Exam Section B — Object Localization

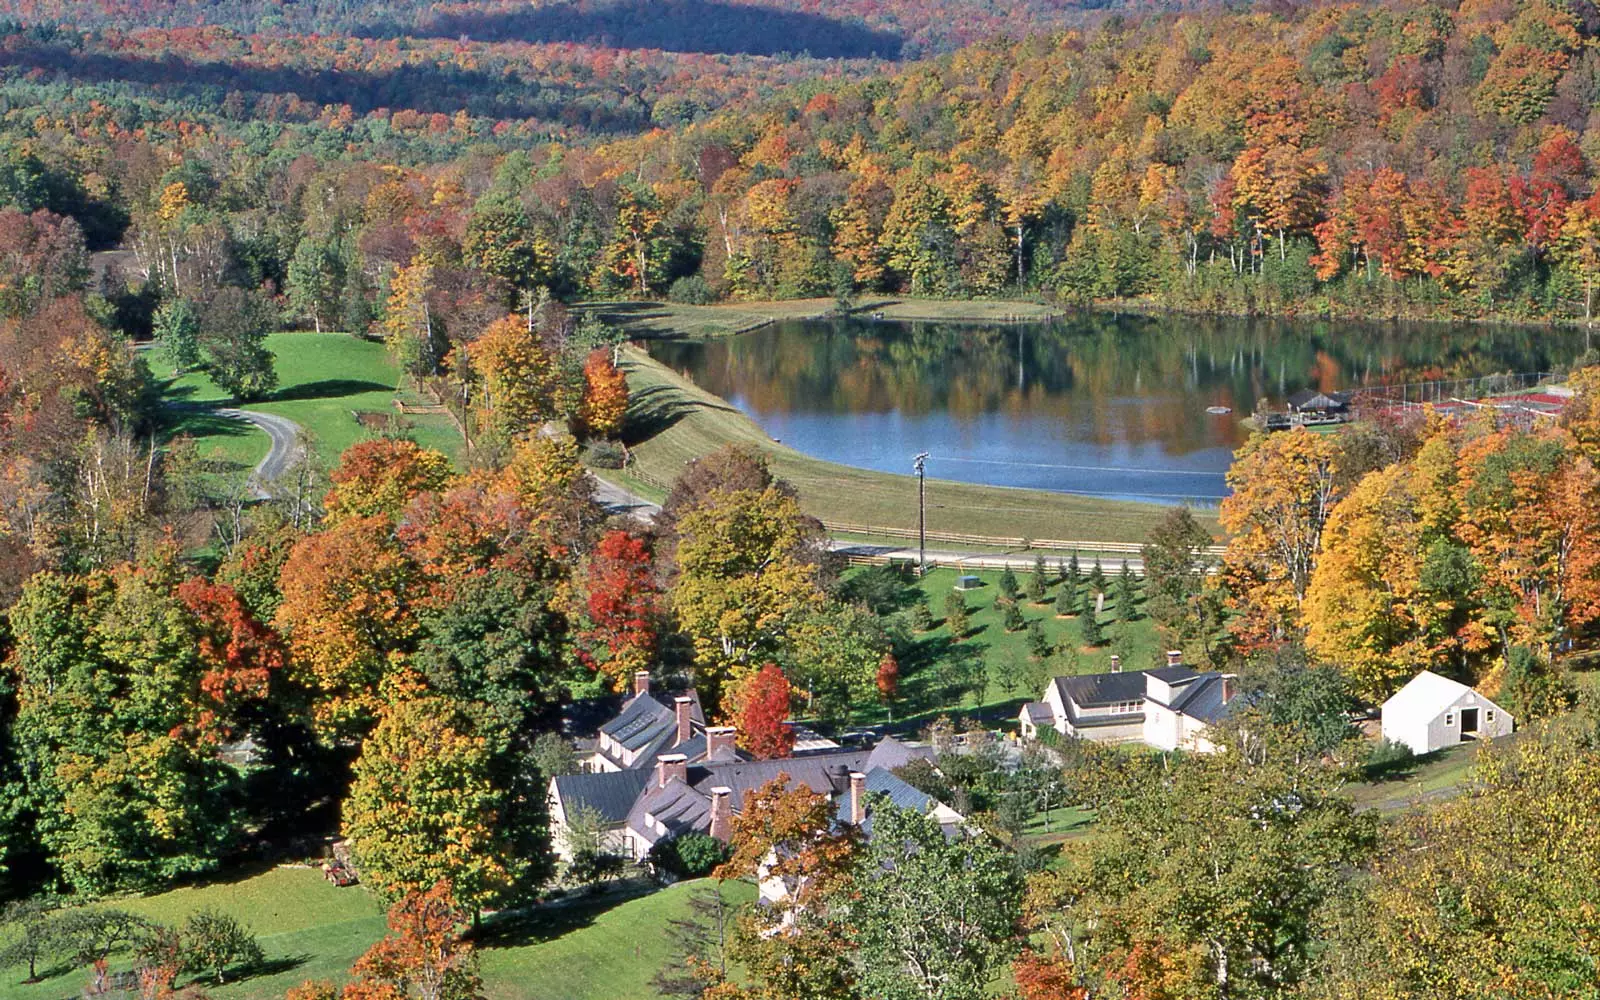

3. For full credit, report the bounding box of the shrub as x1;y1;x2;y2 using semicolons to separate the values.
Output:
910;598;934;631
581;438;626;469
1026;620;1051;659
567;849;627;887
667;274;716;305
183;909;263;985
1362;737;1416;780
998;567;1020;600
648;833;730;879
1003;601;1026;632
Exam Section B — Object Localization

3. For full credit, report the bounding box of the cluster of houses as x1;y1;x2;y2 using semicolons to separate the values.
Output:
548;656;1513;884
548;671;963;869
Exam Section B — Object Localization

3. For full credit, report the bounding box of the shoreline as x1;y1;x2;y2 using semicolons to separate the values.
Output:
607;346;1221;545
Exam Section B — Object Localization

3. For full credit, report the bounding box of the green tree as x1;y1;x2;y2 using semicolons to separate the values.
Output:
1054;576;1075;617
1003;600;1026;633
342;697;551;919
154;298;201;372
1114;561;1138;622
0;900;60;983
181;909;262;985
465;199;547;299
943;590;971;638
1025;555;1047;602
1046;726;1375;996
785;602;891;724
1079;609;1103;647
998;567;1019;601
285;236;344;334
198;287;278;401
837;799;1023;1000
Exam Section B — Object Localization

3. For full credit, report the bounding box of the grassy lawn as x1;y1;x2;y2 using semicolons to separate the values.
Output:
586;296;1060;340
839;564;1165;729
0;870;754;1000
161;333;464;471
477;879;754;1000
612;347;1216;545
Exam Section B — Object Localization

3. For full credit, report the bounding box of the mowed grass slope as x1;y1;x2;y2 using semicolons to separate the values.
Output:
161;333;463;470
0;870;753;1000
612;347;1216;544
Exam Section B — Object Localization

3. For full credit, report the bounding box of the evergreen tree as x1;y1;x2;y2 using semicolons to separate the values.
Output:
1055;578;1076;617
1003;600;1025;632
1026;554;1047;602
998;566;1019;601
1080;609;1103;647
154;298;201;373
943;590;970;638
1116;560;1138;622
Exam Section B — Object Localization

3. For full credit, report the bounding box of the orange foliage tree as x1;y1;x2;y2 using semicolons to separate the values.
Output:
577;348;628;440
324;439;455;524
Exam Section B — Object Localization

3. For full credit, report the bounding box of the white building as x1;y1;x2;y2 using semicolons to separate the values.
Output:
1380;670;1513;754
1018;651;1240;754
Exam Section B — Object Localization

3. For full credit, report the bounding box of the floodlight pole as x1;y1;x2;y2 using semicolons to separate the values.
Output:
913;452;930;577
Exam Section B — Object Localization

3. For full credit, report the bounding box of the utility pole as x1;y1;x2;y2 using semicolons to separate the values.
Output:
913;452;929;577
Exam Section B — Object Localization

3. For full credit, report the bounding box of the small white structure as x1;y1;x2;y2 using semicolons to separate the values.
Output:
1380;670;1513;754
1018;651;1240;754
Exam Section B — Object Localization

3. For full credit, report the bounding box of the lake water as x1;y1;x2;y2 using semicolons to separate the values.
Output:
647;314;1589;504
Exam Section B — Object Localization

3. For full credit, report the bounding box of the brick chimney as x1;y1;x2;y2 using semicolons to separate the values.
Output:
848;772;867;826
706;726;737;760
633;670;651;697
1166;650;1183;668
656;753;687;789
1110;654;1121;673
674;696;694;746
1221;675;1236;704
708;787;733;842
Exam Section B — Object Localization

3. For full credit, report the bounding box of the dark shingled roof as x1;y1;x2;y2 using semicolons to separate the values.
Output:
553;769;652;825
686;753;871;806
1055;671;1149;708
864;736;932;772
1164;673;1241;726
628;778;712;842
1286;389;1351;411
1021;702;1053;724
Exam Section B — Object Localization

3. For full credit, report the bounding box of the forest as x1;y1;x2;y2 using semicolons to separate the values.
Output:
3;0;1600;998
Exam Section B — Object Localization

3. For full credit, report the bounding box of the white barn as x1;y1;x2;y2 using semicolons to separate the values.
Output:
1380;670;1513;754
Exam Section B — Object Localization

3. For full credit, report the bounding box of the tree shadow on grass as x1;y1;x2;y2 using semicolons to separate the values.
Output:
272;379;392;403
621;382;740;446
474;880;658;950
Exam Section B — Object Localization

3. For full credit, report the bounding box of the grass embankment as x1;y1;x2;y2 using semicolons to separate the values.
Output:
611;347;1216;545
586;296;1061;340
161;333;463;471
0;870;752;1000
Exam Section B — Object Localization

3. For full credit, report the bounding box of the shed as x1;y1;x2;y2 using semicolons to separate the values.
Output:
1380;670;1513;754
954;575;983;591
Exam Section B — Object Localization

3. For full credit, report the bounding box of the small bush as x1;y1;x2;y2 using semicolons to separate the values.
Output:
667;274;716;305
649;833;730;879
1003;601;1026;632
1362;737;1416;780
943;591;971;637
910;599;934;631
183;909;263;985
582;439;627;469
998;567;1020;600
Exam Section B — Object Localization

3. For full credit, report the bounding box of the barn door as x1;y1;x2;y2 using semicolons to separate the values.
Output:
1459;707;1479;740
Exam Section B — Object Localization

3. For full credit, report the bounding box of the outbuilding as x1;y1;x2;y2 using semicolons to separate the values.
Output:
1380;670;1513;755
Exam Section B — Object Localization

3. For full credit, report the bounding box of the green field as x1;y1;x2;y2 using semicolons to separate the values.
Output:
161;333;464;472
0;870;753;1000
610;348;1217;545
587;296;1060;340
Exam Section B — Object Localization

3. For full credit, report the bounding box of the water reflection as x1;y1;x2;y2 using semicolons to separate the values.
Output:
648;314;1586;503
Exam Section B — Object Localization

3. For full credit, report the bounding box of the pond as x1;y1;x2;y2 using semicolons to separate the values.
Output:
647;314;1589;504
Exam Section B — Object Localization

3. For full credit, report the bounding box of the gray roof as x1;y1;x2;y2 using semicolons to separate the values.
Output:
864;736;932;772
1163;673;1241;726
1021;702;1053;723
599;690;704;753
553;769;652;825
687;752;871;805
863;767;932;812
627;778;712;845
1286;389;1351;410
1055;671;1148;708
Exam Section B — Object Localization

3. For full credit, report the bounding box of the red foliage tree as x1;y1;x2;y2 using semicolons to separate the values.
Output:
1013;950;1085;1000
577;348;628;440
577;529;662;690
875;651;899;711
731;662;795;759
177;578;286;741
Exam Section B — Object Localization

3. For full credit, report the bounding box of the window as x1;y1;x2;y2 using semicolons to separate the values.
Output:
1445;713;1454;726
1487;710;1496;722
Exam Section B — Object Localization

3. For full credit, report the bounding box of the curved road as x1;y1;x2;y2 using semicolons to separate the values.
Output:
216;408;305;499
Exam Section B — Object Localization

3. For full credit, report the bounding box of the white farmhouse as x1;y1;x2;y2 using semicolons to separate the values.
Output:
1380;670;1513;754
1018;651;1241;753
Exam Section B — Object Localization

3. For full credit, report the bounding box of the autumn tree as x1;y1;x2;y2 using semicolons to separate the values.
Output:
343;698;549;917
577;530;663;691
324;439;455;524
577;349;628;440
671;482;825;696
341;882;484;1000
1220;429;1342;648
465;313;565;441
275;515;420;743
728;663;794;760
383;260;447;381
